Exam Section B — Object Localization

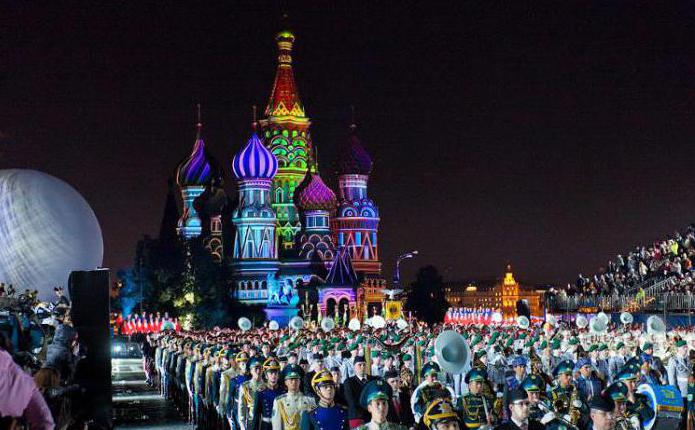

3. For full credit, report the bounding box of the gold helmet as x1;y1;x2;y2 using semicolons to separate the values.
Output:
311;369;335;394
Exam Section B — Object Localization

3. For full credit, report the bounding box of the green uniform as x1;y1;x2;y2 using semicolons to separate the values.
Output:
457;393;493;429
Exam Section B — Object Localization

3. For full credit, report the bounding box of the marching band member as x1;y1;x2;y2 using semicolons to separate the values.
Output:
574;358;602;404
586;393;616;430
458;368;496;429
300;369;349;430
666;339;691;427
423;398;461;430
251;357;284;430
411;362;455;424
354;379;407;430
496;388;544;430
271;364;316;430
345;355;374;428
239;357;267;430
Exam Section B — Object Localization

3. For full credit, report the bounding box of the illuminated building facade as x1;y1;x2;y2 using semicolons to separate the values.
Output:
173;29;385;325
444;265;545;317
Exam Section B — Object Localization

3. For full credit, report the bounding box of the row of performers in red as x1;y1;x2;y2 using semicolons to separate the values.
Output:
111;312;181;335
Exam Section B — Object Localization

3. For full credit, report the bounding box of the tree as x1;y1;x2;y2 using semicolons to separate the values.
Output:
406;265;449;324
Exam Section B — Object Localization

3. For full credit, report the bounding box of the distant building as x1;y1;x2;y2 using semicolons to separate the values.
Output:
444;265;546;317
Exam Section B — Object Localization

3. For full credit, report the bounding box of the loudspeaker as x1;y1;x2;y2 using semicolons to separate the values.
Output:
68;269;112;429
516;299;531;319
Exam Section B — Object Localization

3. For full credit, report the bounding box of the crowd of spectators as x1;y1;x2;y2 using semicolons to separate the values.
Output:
565;223;695;297
0;284;86;430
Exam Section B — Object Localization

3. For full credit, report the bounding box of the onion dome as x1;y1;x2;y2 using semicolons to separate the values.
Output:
232;133;278;180
294;171;337;212
338;125;373;175
175;117;221;187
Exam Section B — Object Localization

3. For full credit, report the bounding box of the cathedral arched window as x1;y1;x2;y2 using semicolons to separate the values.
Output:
261;281;267;289
276;188;284;203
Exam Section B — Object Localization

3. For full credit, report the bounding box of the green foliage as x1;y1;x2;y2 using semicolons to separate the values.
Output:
406;265;449;324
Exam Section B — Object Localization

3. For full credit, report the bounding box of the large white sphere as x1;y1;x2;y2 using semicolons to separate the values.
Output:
0;169;104;299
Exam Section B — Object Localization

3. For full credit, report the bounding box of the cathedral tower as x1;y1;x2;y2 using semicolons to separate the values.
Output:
294;160;337;262
258;30;313;253
332;124;382;275
174;108;221;239
231;132;279;303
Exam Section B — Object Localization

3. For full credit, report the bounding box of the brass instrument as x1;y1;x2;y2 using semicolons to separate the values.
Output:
537;400;579;430
568;386;581;425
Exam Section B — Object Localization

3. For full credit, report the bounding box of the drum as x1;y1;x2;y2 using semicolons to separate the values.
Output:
636;383;684;430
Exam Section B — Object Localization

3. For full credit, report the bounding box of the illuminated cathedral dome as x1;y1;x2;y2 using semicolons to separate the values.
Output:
232;133;278;180
175;132;221;187
295;172;337;212
338;125;373;175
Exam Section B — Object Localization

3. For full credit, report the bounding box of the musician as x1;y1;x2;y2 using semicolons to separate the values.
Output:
586;393;616;430
384;370;415;428
271;364;316;430
222;352;250;430
355;379;407;430
411;362;455;424
252;358;284;430
458;368;496;429
423;398;461;430
607;343;627;384
666;339;690;427
612;370;651;430
634;355;659;387
503;356;528;419
495;388;544;430
574;358;602;403
520;375;548;421
344;356;374;428
300;370;349;430
549;360;587;429
238;356;267;430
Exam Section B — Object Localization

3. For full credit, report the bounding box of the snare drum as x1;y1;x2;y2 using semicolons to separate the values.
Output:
636;383;684;430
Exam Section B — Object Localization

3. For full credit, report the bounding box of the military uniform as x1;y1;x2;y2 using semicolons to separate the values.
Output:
238;379;267;430
410;362;455;423
272;392;316;430
300;405;349;430
458;393;492;429
354;423;405;430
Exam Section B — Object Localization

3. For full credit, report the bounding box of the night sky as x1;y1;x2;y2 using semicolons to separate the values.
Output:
2;1;695;286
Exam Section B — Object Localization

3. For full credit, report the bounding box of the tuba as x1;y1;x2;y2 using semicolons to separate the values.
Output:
620;312;633;325
517;315;530;330
434;330;471;375
576;315;588;329
590;316;607;335
268;320;279;331
646;315;666;335
348;318;361;331
321;317;335;333
289;316;304;331
238;317;252;332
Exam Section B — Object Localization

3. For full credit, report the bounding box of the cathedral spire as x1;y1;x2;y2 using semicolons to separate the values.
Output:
264;29;306;121
195;103;202;140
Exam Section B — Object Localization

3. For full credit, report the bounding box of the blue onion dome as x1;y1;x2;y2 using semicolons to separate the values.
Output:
232;133;278;180
294;171;337;212
175;134;222;187
338;125;373;175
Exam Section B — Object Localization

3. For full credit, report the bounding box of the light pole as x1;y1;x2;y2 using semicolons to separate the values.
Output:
393;250;418;288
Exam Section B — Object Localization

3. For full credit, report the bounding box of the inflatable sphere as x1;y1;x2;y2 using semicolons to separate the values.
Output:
0;169;104;299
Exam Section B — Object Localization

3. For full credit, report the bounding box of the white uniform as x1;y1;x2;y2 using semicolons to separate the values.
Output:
271;392;316;430
666;355;690;398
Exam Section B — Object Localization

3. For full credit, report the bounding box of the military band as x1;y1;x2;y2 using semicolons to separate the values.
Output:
147;313;695;430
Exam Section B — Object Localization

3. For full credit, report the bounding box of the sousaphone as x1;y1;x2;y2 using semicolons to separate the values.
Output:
289;316;304;331
238;317;252;332
434;330;471;375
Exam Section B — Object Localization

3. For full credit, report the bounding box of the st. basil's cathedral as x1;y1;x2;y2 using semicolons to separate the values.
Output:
173;29;386;325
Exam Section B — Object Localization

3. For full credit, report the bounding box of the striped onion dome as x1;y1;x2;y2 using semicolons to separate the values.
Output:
175;134;221;187
232;133;278;180
294;172;337;212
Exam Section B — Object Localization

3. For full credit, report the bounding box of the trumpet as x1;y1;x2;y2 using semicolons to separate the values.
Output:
537;400;579;430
